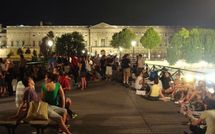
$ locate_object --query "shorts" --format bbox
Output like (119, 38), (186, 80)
(106, 66), (112, 75)
(123, 68), (131, 77)
(48, 105), (67, 123)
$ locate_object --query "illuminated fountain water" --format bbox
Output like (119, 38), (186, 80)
(145, 60), (215, 93)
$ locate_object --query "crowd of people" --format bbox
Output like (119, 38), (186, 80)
(131, 60), (215, 134)
(0, 52), (214, 134)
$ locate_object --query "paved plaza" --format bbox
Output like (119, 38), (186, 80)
(0, 81), (189, 134)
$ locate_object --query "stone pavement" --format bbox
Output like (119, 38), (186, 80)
(0, 81), (189, 134)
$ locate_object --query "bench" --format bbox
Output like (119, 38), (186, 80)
(0, 119), (58, 134)
(0, 111), (58, 134)
(29, 120), (58, 134)
(0, 120), (17, 134)
(0, 110), (18, 134)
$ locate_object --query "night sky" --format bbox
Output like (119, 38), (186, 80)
(1, 0), (215, 28)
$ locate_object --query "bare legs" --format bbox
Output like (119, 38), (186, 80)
(81, 77), (87, 90)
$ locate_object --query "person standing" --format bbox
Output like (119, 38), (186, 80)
(100, 55), (106, 80)
(5, 59), (15, 96)
(71, 55), (79, 86)
(121, 54), (131, 85)
(78, 57), (87, 90)
(137, 54), (145, 73)
(18, 55), (26, 81)
(105, 56), (113, 81)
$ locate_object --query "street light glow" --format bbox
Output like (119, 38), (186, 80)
(131, 40), (137, 47)
(82, 50), (86, 54)
(119, 47), (123, 52)
(47, 40), (53, 47)
(183, 73), (195, 82)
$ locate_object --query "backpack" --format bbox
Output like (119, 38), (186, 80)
(149, 71), (158, 81)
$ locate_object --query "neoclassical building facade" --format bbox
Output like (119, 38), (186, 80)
(0, 24), (6, 48)
(5, 22), (180, 58)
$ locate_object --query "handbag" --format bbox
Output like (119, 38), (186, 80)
(26, 101), (49, 121)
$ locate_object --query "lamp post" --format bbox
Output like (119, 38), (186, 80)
(47, 39), (54, 57)
(119, 47), (123, 60)
(47, 40), (53, 47)
(131, 40), (137, 60)
(82, 50), (86, 54)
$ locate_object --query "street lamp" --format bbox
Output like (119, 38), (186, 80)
(119, 47), (123, 59)
(47, 39), (54, 58)
(47, 40), (53, 47)
(82, 50), (86, 54)
(131, 40), (137, 59)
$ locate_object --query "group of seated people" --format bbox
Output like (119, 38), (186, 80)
(133, 69), (166, 101)
(133, 67), (215, 134)
(10, 70), (75, 134)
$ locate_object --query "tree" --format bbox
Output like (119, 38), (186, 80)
(39, 31), (55, 60)
(110, 28), (136, 49)
(47, 31), (54, 39)
(184, 29), (203, 63)
(56, 32), (85, 58)
(200, 29), (215, 63)
(167, 28), (190, 64)
(167, 27), (215, 64)
(110, 33), (120, 48)
(140, 27), (161, 60)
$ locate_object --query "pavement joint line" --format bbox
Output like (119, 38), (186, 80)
(121, 84), (153, 132)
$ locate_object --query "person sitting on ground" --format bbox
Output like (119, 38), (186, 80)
(170, 73), (184, 97)
(160, 71), (172, 94)
(203, 92), (215, 110)
(135, 70), (143, 91)
(181, 80), (205, 104)
(135, 70), (150, 96)
(191, 110), (215, 134)
(143, 67), (149, 79)
(173, 79), (194, 104)
(183, 87), (215, 117)
(179, 81), (200, 105)
(146, 77), (166, 101)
